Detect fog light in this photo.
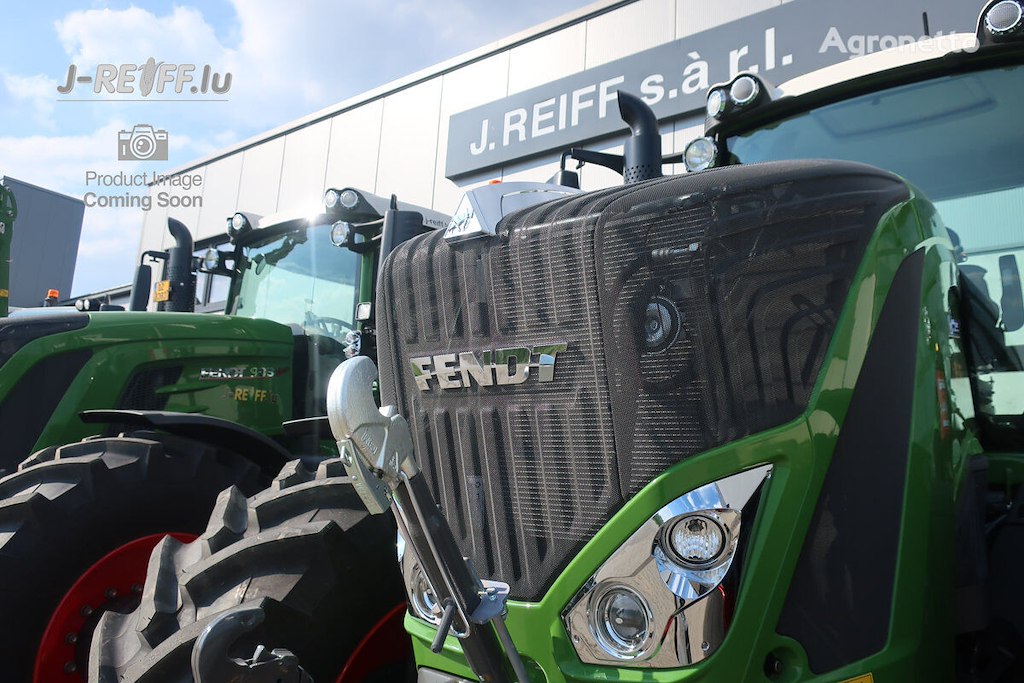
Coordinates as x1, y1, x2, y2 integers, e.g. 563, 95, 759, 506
985, 0, 1024, 34
230, 213, 247, 231
201, 248, 220, 271
324, 189, 340, 209
730, 75, 760, 106
331, 220, 351, 246
683, 136, 718, 172
706, 88, 727, 118
669, 515, 725, 567
590, 585, 653, 658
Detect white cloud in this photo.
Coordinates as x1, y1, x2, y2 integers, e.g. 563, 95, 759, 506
56, 6, 227, 71
2, 72, 57, 129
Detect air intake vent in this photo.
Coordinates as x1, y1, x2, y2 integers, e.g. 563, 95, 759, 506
118, 365, 184, 410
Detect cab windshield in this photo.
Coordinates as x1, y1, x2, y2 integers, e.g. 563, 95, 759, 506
728, 63, 1024, 440
229, 222, 360, 343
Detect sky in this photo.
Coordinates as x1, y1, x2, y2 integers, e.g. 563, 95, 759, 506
0, 0, 594, 297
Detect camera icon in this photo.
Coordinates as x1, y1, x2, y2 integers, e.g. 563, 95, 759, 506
118, 124, 169, 161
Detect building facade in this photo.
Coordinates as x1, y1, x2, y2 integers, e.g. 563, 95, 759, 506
137, 0, 977, 290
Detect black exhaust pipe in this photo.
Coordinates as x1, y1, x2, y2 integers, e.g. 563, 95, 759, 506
618, 91, 662, 184
164, 218, 196, 312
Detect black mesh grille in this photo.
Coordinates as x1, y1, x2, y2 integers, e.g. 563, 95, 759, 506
117, 365, 184, 410
377, 160, 909, 600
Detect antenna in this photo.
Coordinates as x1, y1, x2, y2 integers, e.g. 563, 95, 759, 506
922, 11, 931, 37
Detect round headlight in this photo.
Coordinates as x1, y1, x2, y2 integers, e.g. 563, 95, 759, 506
683, 136, 718, 172
330, 220, 351, 246
706, 88, 728, 118
669, 514, 725, 567
729, 75, 760, 107
323, 189, 340, 209
590, 585, 652, 658
410, 568, 441, 624
201, 248, 220, 271
230, 213, 247, 231
985, 0, 1024, 34
338, 189, 360, 209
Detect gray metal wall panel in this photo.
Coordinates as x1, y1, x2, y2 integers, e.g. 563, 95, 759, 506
2, 178, 84, 308
375, 80, 443, 208
324, 99, 384, 195
507, 22, 587, 95
194, 155, 244, 241
278, 120, 332, 214
585, 0, 676, 69
433, 53, 511, 213
236, 136, 286, 217
675, 0, 782, 38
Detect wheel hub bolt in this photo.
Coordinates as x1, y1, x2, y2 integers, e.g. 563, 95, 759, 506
80, 605, 93, 617
64, 662, 77, 674
105, 587, 118, 599
64, 633, 78, 645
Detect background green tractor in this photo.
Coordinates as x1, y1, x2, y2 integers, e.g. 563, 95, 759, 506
0, 186, 447, 682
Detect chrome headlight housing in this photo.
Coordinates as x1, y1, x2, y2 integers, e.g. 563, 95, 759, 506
563, 465, 770, 667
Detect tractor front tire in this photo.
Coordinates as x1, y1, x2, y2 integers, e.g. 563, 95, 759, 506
89, 455, 407, 683
0, 434, 266, 682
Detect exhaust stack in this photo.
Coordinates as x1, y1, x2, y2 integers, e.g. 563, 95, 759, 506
163, 218, 196, 312
618, 91, 662, 184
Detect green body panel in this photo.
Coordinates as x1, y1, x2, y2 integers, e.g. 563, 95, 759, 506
407, 189, 983, 681
0, 312, 295, 455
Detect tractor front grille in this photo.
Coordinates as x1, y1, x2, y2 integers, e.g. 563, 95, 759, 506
377, 160, 909, 600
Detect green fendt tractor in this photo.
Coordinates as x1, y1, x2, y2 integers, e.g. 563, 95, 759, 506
0, 186, 447, 682
314, 2, 1024, 683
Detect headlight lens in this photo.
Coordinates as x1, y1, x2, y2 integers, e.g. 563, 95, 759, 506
683, 136, 718, 172
201, 248, 220, 271
339, 189, 360, 209
985, 0, 1023, 34
590, 585, 653, 658
330, 220, 351, 246
706, 88, 727, 118
563, 465, 771, 668
669, 514, 725, 566
729, 75, 760, 106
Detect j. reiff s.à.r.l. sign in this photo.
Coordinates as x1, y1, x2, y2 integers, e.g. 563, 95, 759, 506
444, 0, 976, 178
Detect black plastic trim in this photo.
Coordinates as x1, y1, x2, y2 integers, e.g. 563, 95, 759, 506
0, 349, 93, 474
776, 248, 925, 673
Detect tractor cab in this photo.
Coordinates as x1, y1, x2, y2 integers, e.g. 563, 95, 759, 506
685, 4, 1024, 453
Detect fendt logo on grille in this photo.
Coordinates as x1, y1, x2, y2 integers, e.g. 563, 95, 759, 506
410, 343, 568, 391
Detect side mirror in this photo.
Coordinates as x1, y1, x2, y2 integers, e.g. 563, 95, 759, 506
129, 264, 152, 311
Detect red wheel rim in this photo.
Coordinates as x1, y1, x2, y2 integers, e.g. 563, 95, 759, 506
336, 603, 411, 683
33, 532, 196, 682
